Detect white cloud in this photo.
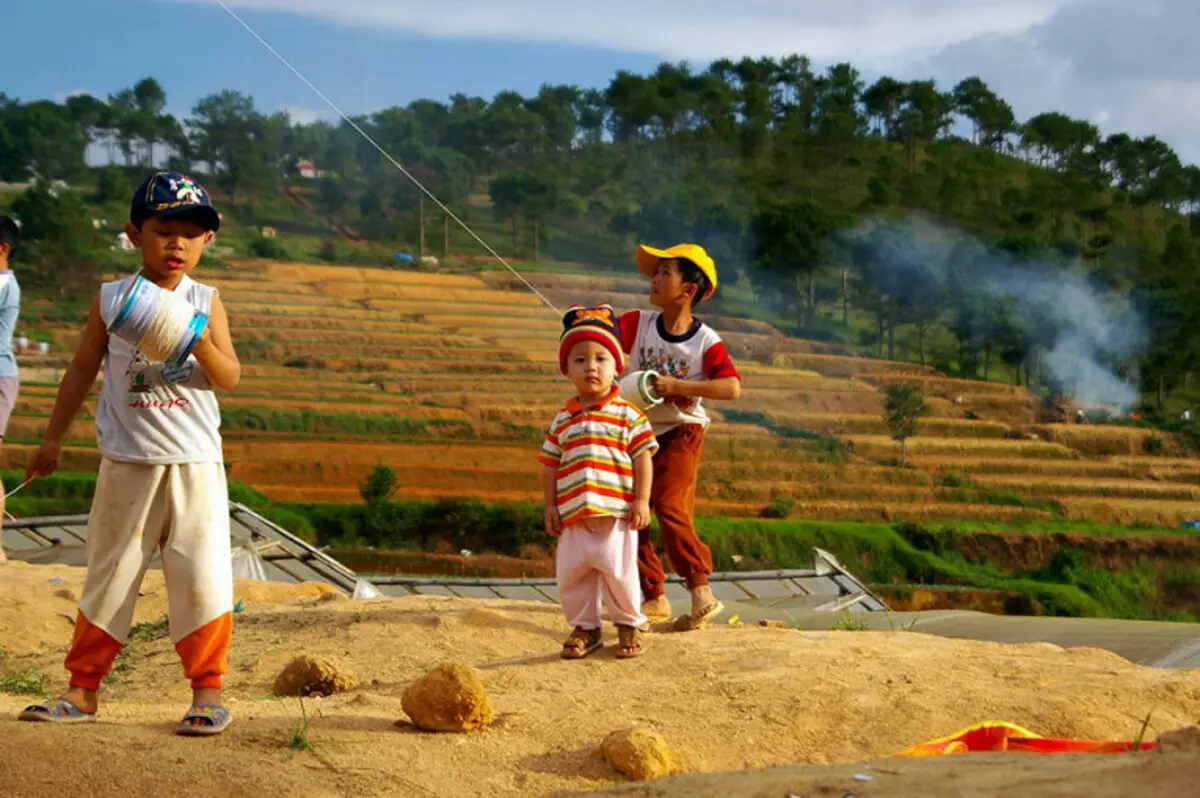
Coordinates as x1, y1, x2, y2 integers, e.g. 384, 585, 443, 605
190, 0, 1060, 68
916, 0, 1200, 160
280, 106, 329, 125
191, 0, 1200, 161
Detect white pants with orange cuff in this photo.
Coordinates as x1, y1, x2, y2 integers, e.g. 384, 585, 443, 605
556, 516, 647, 630
65, 458, 233, 692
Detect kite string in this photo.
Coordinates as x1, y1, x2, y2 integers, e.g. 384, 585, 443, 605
210, 0, 562, 316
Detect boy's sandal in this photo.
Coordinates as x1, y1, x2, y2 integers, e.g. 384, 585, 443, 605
616, 625, 646, 659
640, 596, 673, 620
672, 599, 725, 633
560, 626, 603, 659
176, 704, 234, 737
18, 697, 97, 724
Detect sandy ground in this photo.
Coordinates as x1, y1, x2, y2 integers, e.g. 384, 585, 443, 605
2, 561, 1199, 797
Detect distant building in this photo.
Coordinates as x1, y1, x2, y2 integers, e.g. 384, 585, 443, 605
296, 159, 326, 179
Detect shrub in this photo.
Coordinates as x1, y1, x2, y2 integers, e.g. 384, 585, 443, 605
1143, 435, 1166, 455
884, 383, 931, 466
359, 463, 398, 505
250, 236, 287, 259
759, 497, 796, 519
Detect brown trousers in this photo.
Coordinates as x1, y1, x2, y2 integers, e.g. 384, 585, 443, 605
638, 424, 713, 599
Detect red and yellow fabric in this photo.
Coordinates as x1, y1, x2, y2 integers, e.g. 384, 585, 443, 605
896, 720, 1158, 757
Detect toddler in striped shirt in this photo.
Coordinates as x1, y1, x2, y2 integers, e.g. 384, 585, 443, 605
539, 305, 658, 659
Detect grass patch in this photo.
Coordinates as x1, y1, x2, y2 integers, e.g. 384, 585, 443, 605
0, 669, 50, 697
723, 409, 847, 461
289, 696, 316, 751
221, 408, 474, 438
830, 610, 869, 631
129, 616, 170, 643
2, 470, 268, 515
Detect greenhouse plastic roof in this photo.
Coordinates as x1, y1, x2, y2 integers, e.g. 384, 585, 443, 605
9, 507, 1198, 667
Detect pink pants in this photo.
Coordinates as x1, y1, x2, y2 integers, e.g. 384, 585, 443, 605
556, 517, 646, 630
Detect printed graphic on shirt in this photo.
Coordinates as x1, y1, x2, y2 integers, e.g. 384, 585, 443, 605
618, 310, 740, 432
126, 351, 195, 406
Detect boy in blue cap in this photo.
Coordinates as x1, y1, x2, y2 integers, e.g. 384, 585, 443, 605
18, 173, 241, 735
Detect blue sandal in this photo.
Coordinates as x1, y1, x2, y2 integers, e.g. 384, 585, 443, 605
18, 697, 97, 724
176, 703, 233, 737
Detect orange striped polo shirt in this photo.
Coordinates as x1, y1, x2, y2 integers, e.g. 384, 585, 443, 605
539, 387, 658, 526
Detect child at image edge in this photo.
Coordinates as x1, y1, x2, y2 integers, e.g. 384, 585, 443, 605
619, 243, 742, 632
541, 305, 658, 659
0, 214, 23, 565
17, 172, 241, 735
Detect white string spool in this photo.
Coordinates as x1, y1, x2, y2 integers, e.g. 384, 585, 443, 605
108, 276, 209, 365
617, 370, 664, 412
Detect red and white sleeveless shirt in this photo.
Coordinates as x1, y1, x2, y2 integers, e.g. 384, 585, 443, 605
618, 310, 740, 435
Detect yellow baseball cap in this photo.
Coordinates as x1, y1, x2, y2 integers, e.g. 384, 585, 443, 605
635, 243, 718, 300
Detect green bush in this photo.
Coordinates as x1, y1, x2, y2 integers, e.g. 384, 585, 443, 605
249, 236, 287, 259
759, 497, 795, 519
359, 463, 398, 505
257, 507, 317, 543
269, 497, 544, 554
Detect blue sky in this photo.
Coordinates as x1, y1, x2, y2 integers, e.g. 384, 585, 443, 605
2, 1, 658, 123
3, 1, 1199, 161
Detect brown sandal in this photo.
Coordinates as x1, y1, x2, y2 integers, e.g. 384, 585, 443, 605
672, 600, 725, 632
561, 626, 603, 659
616, 625, 645, 659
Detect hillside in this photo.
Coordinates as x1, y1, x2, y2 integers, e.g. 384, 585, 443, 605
7, 260, 1200, 529
2, 562, 1199, 798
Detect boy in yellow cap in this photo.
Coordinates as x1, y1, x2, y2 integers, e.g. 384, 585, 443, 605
616, 243, 742, 631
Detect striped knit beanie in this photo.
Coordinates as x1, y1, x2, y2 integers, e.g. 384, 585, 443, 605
559, 304, 625, 375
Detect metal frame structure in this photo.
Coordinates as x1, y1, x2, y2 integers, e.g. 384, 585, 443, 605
369, 548, 889, 612
4, 508, 886, 612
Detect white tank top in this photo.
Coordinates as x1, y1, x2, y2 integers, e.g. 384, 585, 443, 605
95, 275, 223, 465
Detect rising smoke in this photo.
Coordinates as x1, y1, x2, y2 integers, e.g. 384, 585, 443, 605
841, 215, 1147, 410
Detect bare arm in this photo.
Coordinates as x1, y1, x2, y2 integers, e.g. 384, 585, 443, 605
542, 465, 558, 508
192, 292, 240, 391
44, 294, 107, 446
28, 294, 106, 478
542, 465, 561, 535
656, 375, 742, 401
632, 450, 653, 504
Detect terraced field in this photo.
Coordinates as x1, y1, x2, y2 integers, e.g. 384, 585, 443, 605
9, 260, 1200, 527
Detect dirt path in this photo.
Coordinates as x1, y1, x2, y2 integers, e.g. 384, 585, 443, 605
2, 563, 1199, 797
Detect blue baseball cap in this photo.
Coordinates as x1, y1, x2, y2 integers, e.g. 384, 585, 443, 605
130, 172, 221, 232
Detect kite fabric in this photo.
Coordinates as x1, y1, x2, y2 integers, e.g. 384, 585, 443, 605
895, 721, 1159, 757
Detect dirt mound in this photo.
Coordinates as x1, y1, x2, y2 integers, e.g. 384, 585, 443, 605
601, 727, 676, 781
273, 655, 358, 697
401, 662, 493, 732
0, 560, 338, 656
2, 563, 1200, 798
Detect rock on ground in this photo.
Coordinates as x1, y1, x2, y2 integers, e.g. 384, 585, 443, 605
272, 655, 358, 697
401, 662, 493, 732
601, 727, 675, 781
1159, 725, 1200, 754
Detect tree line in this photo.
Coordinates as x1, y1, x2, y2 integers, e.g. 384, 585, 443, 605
4, 57, 1200, 405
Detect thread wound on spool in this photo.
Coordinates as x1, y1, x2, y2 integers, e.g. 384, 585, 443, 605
109, 276, 209, 365
618, 370, 664, 411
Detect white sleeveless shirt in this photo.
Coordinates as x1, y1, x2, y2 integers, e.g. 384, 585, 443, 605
95, 274, 223, 465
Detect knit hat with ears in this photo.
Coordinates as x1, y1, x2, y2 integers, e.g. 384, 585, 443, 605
558, 304, 625, 375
